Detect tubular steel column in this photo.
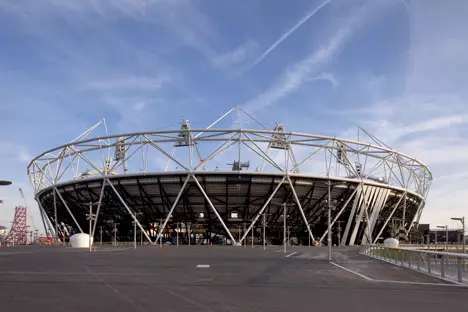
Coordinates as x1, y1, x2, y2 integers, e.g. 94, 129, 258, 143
107, 178, 153, 244
36, 197, 53, 237
319, 187, 358, 244
192, 174, 237, 245
53, 189, 59, 242
155, 175, 190, 244
287, 176, 315, 242
240, 176, 286, 244
373, 194, 405, 244
341, 184, 361, 246
37, 198, 46, 233
91, 180, 107, 237
53, 187, 84, 233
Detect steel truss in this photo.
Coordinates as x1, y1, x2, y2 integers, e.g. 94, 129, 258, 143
28, 107, 432, 245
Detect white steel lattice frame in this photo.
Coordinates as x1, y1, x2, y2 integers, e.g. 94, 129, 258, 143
27, 108, 432, 245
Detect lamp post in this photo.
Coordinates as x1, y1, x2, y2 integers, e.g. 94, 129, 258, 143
283, 203, 287, 254
263, 213, 266, 250
437, 225, 448, 251
281, 203, 294, 254
159, 218, 163, 247
336, 221, 343, 248
262, 213, 271, 250
176, 222, 179, 247
243, 223, 246, 248
237, 224, 242, 245
99, 226, 103, 246
251, 224, 254, 248
132, 212, 143, 250
271, 202, 293, 254
327, 180, 332, 261
83, 202, 100, 251
112, 222, 119, 246
85, 202, 99, 252
451, 217, 465, 254
187, 221, 191, 246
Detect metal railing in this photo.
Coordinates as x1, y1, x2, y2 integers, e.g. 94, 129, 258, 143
360, 245, 468, 284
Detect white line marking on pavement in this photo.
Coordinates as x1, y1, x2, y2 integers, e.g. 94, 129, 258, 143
85, 266, 148, 312
286, 252, 298, 258
374, 279, 466, 287
330, 262, 373, 281
196, 264, 210, 268
96, 248, 134, 252
331, 262, 467, 287
0, 251, 37, 256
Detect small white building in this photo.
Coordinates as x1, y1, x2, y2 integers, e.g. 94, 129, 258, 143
70, 233, 93, 248
383, 237, 399, 248
0, 226, 8, 238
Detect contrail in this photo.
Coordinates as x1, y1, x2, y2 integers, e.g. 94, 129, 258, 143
251, 0, 331, 68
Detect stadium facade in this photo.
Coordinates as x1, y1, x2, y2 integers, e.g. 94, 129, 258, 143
27, 107, 432, 246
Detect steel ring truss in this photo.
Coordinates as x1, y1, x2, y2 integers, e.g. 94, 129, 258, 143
28, 107, 432, 246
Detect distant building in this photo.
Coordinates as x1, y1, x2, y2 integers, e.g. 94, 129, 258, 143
418, 223, 464, 244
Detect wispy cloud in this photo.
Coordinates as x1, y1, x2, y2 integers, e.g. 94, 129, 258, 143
212, 39, 259, 71
243, 27, 351, 111
244, 24, 355, 111
308, 72, 339, 90
250, 0, 331, 68
0, 142, 32, 164
243, 1, 390, 112
86, 76, 169, 91
337, 1, 468, 226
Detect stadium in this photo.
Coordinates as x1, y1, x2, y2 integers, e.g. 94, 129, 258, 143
27, 107, 432, 246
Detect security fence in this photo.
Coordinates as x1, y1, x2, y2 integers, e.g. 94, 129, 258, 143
360, 245, 467, 284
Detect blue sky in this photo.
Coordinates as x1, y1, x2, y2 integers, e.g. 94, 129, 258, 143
0, 0, 467, 232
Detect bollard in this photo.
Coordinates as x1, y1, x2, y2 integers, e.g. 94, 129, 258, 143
441, 255, 445, 278
457, 257, 463, 282
417, 252, 421, 271
408, 250, 412, 268
428, 255, 432, 274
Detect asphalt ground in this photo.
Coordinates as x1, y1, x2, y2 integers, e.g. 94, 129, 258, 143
0, 245, 467, 312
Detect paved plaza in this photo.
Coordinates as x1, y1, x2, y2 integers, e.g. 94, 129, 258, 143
0, 245, 466, 312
